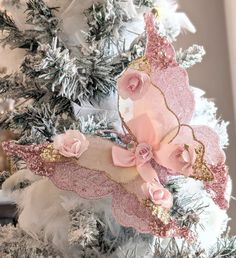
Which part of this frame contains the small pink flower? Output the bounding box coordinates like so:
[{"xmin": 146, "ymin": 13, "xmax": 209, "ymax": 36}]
[
  {"xmin": 117, "ymin": 68, "xmax": 150, "ymax": 100},
  {"xmin": 142, "ymin": 182, "xmax": 173, "ymax": 209},
  {"xmin": 135, "ymin": 143, "xmax": 153, "ymax": 165},
  {"xmin": 53, "ymin": 130, "xmax": 89, "ymax": 158},
  {"xmin": 157, "ymin": 143, "xmax": 196, "ymax": 176},
  {"xmin": 169, "ymin": 145, "xmax": 196, "ymax": 176}
]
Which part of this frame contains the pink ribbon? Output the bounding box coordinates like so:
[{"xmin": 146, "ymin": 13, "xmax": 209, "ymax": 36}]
[
  {"xmin": 112, "ymin": 114, "xmax": 195, "ymax": 182},
  {"xmin": 112, "ymin": 114, "xmax": 161, "ymax": 182}
]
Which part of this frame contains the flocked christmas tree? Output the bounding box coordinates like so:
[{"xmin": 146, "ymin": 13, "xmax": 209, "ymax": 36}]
[{"xmin": 0, "ymin": 0, "xmax": 235, "ymax": 257}]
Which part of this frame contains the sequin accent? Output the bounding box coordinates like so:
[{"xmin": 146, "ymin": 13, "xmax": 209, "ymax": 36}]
[
  {"xmin": 129, "ymin": 56, "xmax": 151, "ymax": 74},
  {"xmin": 149, "ymin": 219, "xmax": 192, "ymax": 240}
]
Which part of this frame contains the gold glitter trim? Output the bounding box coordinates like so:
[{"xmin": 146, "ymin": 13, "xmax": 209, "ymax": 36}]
[
  {"xmin": 191, "ymin": 146, "xmax": 214, "ymax": 182},
  {"xmin": 40, "ymin": 144, "xmax": 63, "ymax": 162},
  {"xmin": 144, "ymin": 199, "xmax": 170, "ymax": 224},
  {"xmin": 128, "ymin": 56, "xmax": 151, "ymax": 74},
  {"xmin": 8, "ymin": 157, "xmax": 17, "ymax": 175}
]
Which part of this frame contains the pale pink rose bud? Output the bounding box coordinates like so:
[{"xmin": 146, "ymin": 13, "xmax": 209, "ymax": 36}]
[
  {"xmin": 53, "ymin": 130, "xmax": 89, "ymax": 158},
  {"xmin": 142, "ymin": 182, "xmax": 173, "ymax": 209},
  {"xmin": 169, "ymin": 145, "xmax": 196, "ymax": 176},
  {"xmin": 117, "ymin": 68, "xmax": 150, "ymax": 100},
  {"xmin": 135, "ymin": 143, "xmax": 153, "ymax": 165},
  {"xmin": 157, "ymin": 144, "xmax": 197, "ymax": 176}
]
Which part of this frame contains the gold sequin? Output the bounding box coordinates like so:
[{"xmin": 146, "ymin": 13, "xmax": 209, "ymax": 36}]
[
  {"xmin": 40, "ymin": 144, "xmax": 63, "ymax": 162},
  {"xmin": 191, "ymin": 146, "xmax": 214, "ymax": 182},
  {"xmin": 144, "ymin": 199, "xmax": 170, "ymax": 224}
]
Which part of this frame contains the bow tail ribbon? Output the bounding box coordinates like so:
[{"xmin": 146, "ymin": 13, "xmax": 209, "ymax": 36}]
[
  {"xmin": 112, "ymin": 146, "xmax": 159, "ymax": 183},
  {"xmin": 136, "ymin": 162, "xmax": 159, "ymax": 183}
]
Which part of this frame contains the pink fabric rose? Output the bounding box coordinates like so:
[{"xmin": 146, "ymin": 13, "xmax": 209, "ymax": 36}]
[
  {"xmin": 135, "ymin": 143, "xmax": 153, "ymax": 165},
  {"xmin": 117, "ymin": 68, "xmax": 150, "ymax": 100},
  {"xmin": 53, "ymin": 130, "xmax": 89, "ymax": 158},
  {"xmin": 156, "ymin": 144, "xmax": 196, "ymax": 176},
  {"xmin": 142, "ymin": 182, "xmax": 173, "ymax": 209},
  {"xmin": 171, "ymin": 145, "xmax": 196, "ymax": 176}
]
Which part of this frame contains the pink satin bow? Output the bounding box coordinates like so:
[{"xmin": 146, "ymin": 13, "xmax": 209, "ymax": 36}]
[
  {"xmin": 112, "ymin": 114, "xmax": 161, "ymax": 182},
  {"xmin": 112, "ymin": 114, "xmax": 195, "ymax": 182}
]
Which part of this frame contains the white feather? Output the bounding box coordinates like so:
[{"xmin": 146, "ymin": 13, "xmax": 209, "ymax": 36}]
[
  {"xmin": 2, "ymin": 168, "xmax": 40, "ymax": 194},
  {"xmin": 176, "ymin": 12, "xmax": 196, "ymax": 33},
  {"xmin": 17, "ymin": 178, "xmax": 70, "ymax": 252}
]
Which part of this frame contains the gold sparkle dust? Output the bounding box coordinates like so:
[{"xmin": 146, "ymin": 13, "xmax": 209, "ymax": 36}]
[
  {"xmin": 40, "ymin": 144, "xmax": 63, "ymax": 162},
  {"xmin": 144, "ymin": 199, "xmax": 170, "ymax": 225},
  {"xmin": 128, "ymin": 56, "xmax": 151, "ymax": 74},
  {"xmin": 8, "ymin": 157, "xmax": 17, "ymax": 175},
  {"xmin": 191, "ymin": 146, "xmax": 214, "ymax": 182}
]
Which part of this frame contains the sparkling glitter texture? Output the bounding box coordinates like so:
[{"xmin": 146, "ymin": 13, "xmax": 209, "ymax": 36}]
[
  {"xmin": 191, "ymin": 146, "xmax": 214, "ymax": 182},
  {"xmin": 40, "ymin": 144, "xmax": 64, "ymax": 162},
  {"xmin": 0, "ymin": 11, "xmax": 229, "ymax": 242},
  {"xmin": 145, "ymin": 12, "xmax": 177, "ymax": 70},
  {"xmin": 204, "ymin": 163, "xmax": 229, "ymax": 210},
  {"xmin": 144, "ymin": 199, "xmax": 170, "ymax": 224}
]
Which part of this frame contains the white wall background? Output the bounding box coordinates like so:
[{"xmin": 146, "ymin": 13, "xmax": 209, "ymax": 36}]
[{"xmin": 177, "ymin": 0, "xmax": 236, "ymax": 234}]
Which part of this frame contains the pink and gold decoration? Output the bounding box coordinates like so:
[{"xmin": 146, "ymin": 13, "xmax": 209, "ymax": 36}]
[{"xmin": 2, "ymin": 11, "xmax": 228, "ymax": 241}]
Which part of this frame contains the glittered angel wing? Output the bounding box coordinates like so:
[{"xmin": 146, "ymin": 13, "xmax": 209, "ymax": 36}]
[
  {"xmin": 119, "ymin": 12, "xmax": 195, "ymax": 140},
  {"xmin": 116, "ymin": 11, "xmax": 228, "ymax": 208},
  {"xmin": 145, "ymin": 12, "xmax": 195, "ymax": 123},
  {"xmin": 2, "ymin": 10, "xmax": 229, "ymax": 244},
  {"xmin": 2, "ymin": 139, "xmax": 190, "ymax": 239}
]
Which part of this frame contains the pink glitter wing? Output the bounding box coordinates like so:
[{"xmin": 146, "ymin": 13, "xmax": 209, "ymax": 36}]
[
  {"xmin": 144, "ymin": 12, "xmax": 176, "ymax": 69},
  {"xmin": 2, "ymin": 141, "xmax": 190, "ymax": 238},
  {"xmin": 164, "ymin": 125, "xmax": 226, "ymax": 165},
  {"xmin": 150, "ymin": 68, "xmax": 194, "ymax": 123},
  {"xmin": 163, "ymin": 125, "xmax": 229, "ymax": 209},
  {"xmin": 193, "ymin": 126, "xmax": 225, "ymax": 164},
  {"xmin": 144, "ymin": 12, "xmax": 195, "ymax": 123}
]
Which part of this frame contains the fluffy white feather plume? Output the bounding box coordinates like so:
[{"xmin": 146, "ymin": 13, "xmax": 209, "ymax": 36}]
[{"xmin": 152, "ymin": 0, "xmax": 196, "ymax": 32}]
